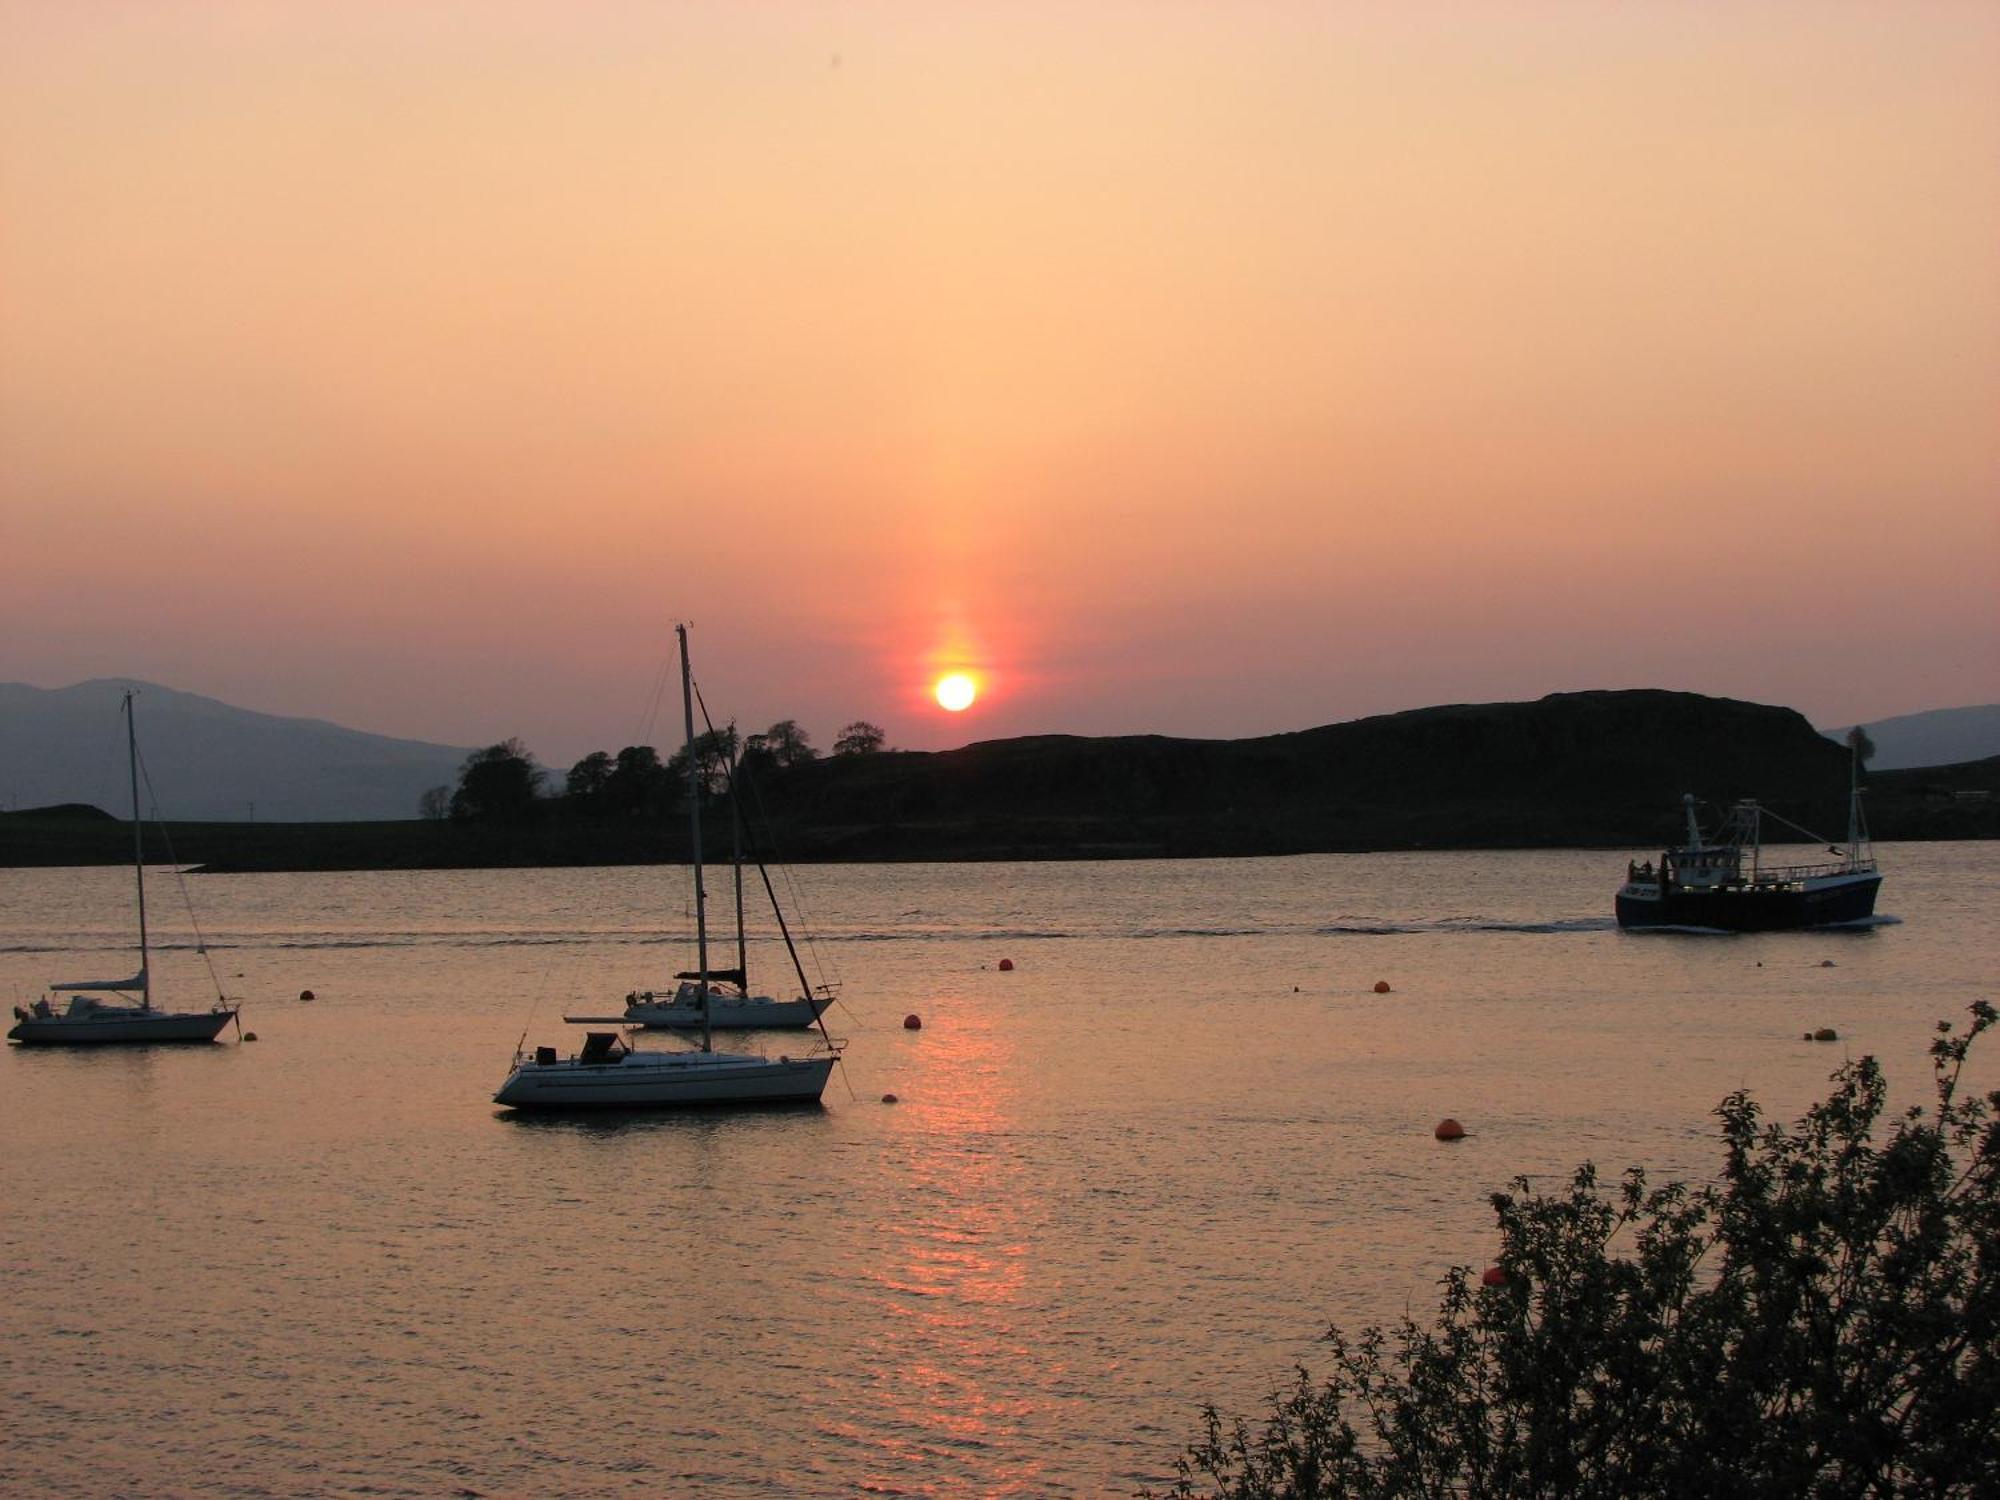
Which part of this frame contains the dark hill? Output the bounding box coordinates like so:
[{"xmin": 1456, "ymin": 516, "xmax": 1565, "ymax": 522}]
[
  {"xmin": 746, "ymin": 690, "xmax": 1858, "ymax": 859},
  {"xmin": 12, "ymin": 803, "xmax": 117, "ymax": 821},
  {"xmin": 7, "ymin": 690, "xmax": 1981, "ymax": 871},
  {"xmin": 1862, "ymin": 755, "xmax": 2000, "ymax": 841}
]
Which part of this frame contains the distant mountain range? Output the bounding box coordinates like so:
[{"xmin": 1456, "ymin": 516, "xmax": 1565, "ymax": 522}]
[
  {"xmin": 0, "ymin": 680, "xmax": 471, "ymax": 821},
  {"xmin": 1820, "ymin": 704, "xmax": 2000, "ymax": 771}
]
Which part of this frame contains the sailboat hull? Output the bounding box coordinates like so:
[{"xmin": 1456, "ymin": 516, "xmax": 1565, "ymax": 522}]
[
  {"xmin": 493, "ymin": 1049, "xmax": 835, "ymax": 1109},
  {"xmin": 8, "ymin": 1009, "xmax": 236, "ymax": 1045}
]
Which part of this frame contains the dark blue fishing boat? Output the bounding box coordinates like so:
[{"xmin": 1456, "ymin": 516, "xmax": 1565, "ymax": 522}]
[{"xmin": 1615, "ymin": 776, "xmax": 1881, "ymax": 933}]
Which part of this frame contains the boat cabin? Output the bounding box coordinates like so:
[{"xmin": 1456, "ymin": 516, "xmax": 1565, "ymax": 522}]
[
  {"xmin": 1664, "ymin": 844, "xmax": 1743, "ymax": 891},
  {"xmin": 579, "ymin": 1031, "xmax": 628, "ymax": 1064}
]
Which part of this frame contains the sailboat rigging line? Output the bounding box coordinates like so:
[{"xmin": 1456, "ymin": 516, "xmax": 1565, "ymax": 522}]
[
  {"xmin": 833, "ymin": 1051, "xmax": 858, "ymax": 1104},
  {"xmin": 512, "ymin": 950, "xmax": 567, "ymax": 1060},
  {"xmin": 691, "ymin": 682, "xmax": 845, "ymax": 1057},
  {"xmin": 629, "ymin": 652, "xmax": 676, "ymax": 761},
  {"xmin": 688, "ymin": 684, "xmax": 843, "ymax": 1001},
  {"xmin": 134, "ymin": 740, "xmax": 231, "ymax": 1006}
]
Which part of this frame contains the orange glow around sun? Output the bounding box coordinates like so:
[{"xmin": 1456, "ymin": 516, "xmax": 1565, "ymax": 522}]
[{"xmin": 934, "ymin": 673, "xmax": 977, "ymax": 712}]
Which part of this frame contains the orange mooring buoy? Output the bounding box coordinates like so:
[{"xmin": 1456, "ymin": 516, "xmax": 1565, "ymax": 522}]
[
  {"xmin": 1481, "ymin": 1265, "xmax": 1508, "ymax": 1288},
  {"xmin": 1435, "ymin": 1118, "xmax": 1467, "ymax": 1141},
  {"xmin": 299, "ymin": 989, "xmax": 316, "ymax": 1001},
  {"xmin": 903, "ymin": 1014, "xmax": 922, "ymax": 1030},
  {"xmin": 998, "ymin": 958, "xmax": 1015, "ymax": 971},
  {"xmin": 1373, "ymin": 980, "xmax": 1392, "ymax": 994},
  {"xmin": 881, "ymin": 1093, "xmax": 899, "ymax": 1104}
]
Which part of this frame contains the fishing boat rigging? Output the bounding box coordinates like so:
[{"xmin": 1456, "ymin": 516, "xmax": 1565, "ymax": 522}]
[{"xmin": 1615, "ymin": 747, "xmax": 1883, "ymax": 932}]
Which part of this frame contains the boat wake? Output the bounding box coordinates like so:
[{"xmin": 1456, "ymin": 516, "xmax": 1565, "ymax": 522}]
[
  {"xmin": 1623, "ymin": 923, "xmax": 1738, "ymax": 937},
  {"xmin": 1624, "ymin": 913, "xmax": 1903, "ymax": 937},
  {"xmin": 1315, "ymin": 916, "xmax": 1618, "ymax": 937}
]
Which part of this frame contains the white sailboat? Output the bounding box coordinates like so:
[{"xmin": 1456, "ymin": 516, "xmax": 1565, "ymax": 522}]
[
  {"xmin": 494, "ymin": 625, "xmax": 838, "ymax": 1110},
  {"xmin": 8, "ymin": 692, "xmax": 240, "ymax": 1046},
  {"xmin": 603, "ymin": 976, "xmax": 830, "ymax": 1031},
  {"xmin": 568, "ymin": 781, "xmax": 832, "ymax": 1031}
]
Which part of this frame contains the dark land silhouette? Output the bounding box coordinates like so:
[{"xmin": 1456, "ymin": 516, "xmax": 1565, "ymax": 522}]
[{"xmin": 3, "ymin": 690, "xmax": 1994, "ymax": 871}]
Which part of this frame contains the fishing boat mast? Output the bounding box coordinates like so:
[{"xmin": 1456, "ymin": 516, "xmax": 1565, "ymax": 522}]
[
  {"xmin": 1848, "ymin": 738, "xmax": 1861, "ymax": 859},
  {"xmin": 125, "ymin": 691, "xmax": 152, "ymax": 1012}
]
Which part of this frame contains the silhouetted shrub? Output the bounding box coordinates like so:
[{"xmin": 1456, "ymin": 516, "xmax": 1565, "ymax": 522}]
[{"xmin": 1162, "ymin": 1002, "xmax": 1999, "ymax": 1500}]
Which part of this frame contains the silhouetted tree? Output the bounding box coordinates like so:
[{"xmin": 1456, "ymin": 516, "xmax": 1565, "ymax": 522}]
[
  {"xmin": 1847, "ymin": 724, "xmax": 1877, "ymax": 765},
  {"xmin": 605, "ymin": 745, "xmax": 671, "ymax": 817},
  {"xmin": 833, "ymin": 720, "xmax": 886, "ymax": 756},
  {"xmin": 566, "ymin": 750, "xmax": 614, "ymax": 804},
  {"xmin": 418, "ymin": 785, "xmax": 450, "ymax": 821},
  {"xmin": 667, "ymin": 725, "xmax": 740, "ymax": 798},
  {"xmin": 762, "ymin": 719, "xmax": 818, "ymax": 767},
  {"xmin": 738, "ymin": 734, "xmax": 780, "ymax": 783},
  {"xmin": 448, "ymin": 739, "xmax": 545, "ymax": 821}
]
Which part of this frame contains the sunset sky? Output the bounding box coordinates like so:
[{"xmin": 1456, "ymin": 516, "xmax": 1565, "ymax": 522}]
[{"xmin": 4, "ymin": 2, "xmax": 1995, "ymax": 766}]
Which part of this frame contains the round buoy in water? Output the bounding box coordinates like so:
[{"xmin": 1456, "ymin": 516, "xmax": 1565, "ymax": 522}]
[
  {"xmin": 1481, "ymin": 1266, "xmax": 1507, "ymax": 1288},
  {"xmin": 998, "ymin": 958, "xmax": 1015, "ymax": 972},
  {"xmin": 1435, "ymin": 1118, "xmax": 1467, "ymax": 1141},
  {"xmin": 881, "ymin": 1093, "xmax": 899, "ymax": 1104},
  {"xmin": 299, "ymin": 989, "xmax": 315, "ymax": 1001},
  {"xmin": 903, "ymin": 1014, "xmax": 922, "ymax": 1030},
  {"xmin": 1373, "ymin": 980, "xmax": 1392, "ymax": 994},
  {"xmin": 1814, "ymin": 1027, "xmax": 1839, "ymax": 1042},
  {"xmin": 243, "ymin": 1032, "xmax": 259, "ymax": 1042},
  {"xmin": 1819, "ymin": 960, "xmax": 1837, "ymax": 968}
]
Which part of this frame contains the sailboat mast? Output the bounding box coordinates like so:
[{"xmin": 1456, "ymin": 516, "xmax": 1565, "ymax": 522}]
[
  {"xmin": 125, "ymin": 692, "xmax": 151, "ymax": 1011},
  {"xmin": 677, "ymin": 624, "xmax": 712, "ymax": 1055},
  {"xmin": 731, "ymin": 774, "xmax": 748, "ymax": 987}
]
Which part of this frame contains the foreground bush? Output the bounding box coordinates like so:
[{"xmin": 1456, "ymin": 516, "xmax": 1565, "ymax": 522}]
[{"xmin": 1164, "ymin": 1002, "xmax": 1999, "ymax": 1499}]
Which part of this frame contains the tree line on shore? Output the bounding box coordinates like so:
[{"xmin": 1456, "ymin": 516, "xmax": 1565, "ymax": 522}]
[{"xmin": 424, "ymin": 718, "xmax": 888, "ymax": 822}]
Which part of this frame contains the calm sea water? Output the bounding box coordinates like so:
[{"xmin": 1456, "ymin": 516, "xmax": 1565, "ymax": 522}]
[{"xmin": 2, "ymin": 845, "xmax": 1993, "ymax": 1497}]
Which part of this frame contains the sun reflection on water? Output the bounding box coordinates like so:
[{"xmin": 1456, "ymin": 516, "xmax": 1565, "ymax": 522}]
[{"xmin": 828, "ymin": 999, "xmax": 1066, "ymax": 1493}]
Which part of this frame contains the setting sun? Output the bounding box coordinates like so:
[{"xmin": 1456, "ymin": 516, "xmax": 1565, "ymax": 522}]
[{"xmin": 934, "ymin": 673, "xmax": 977, "ymax": 712}]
